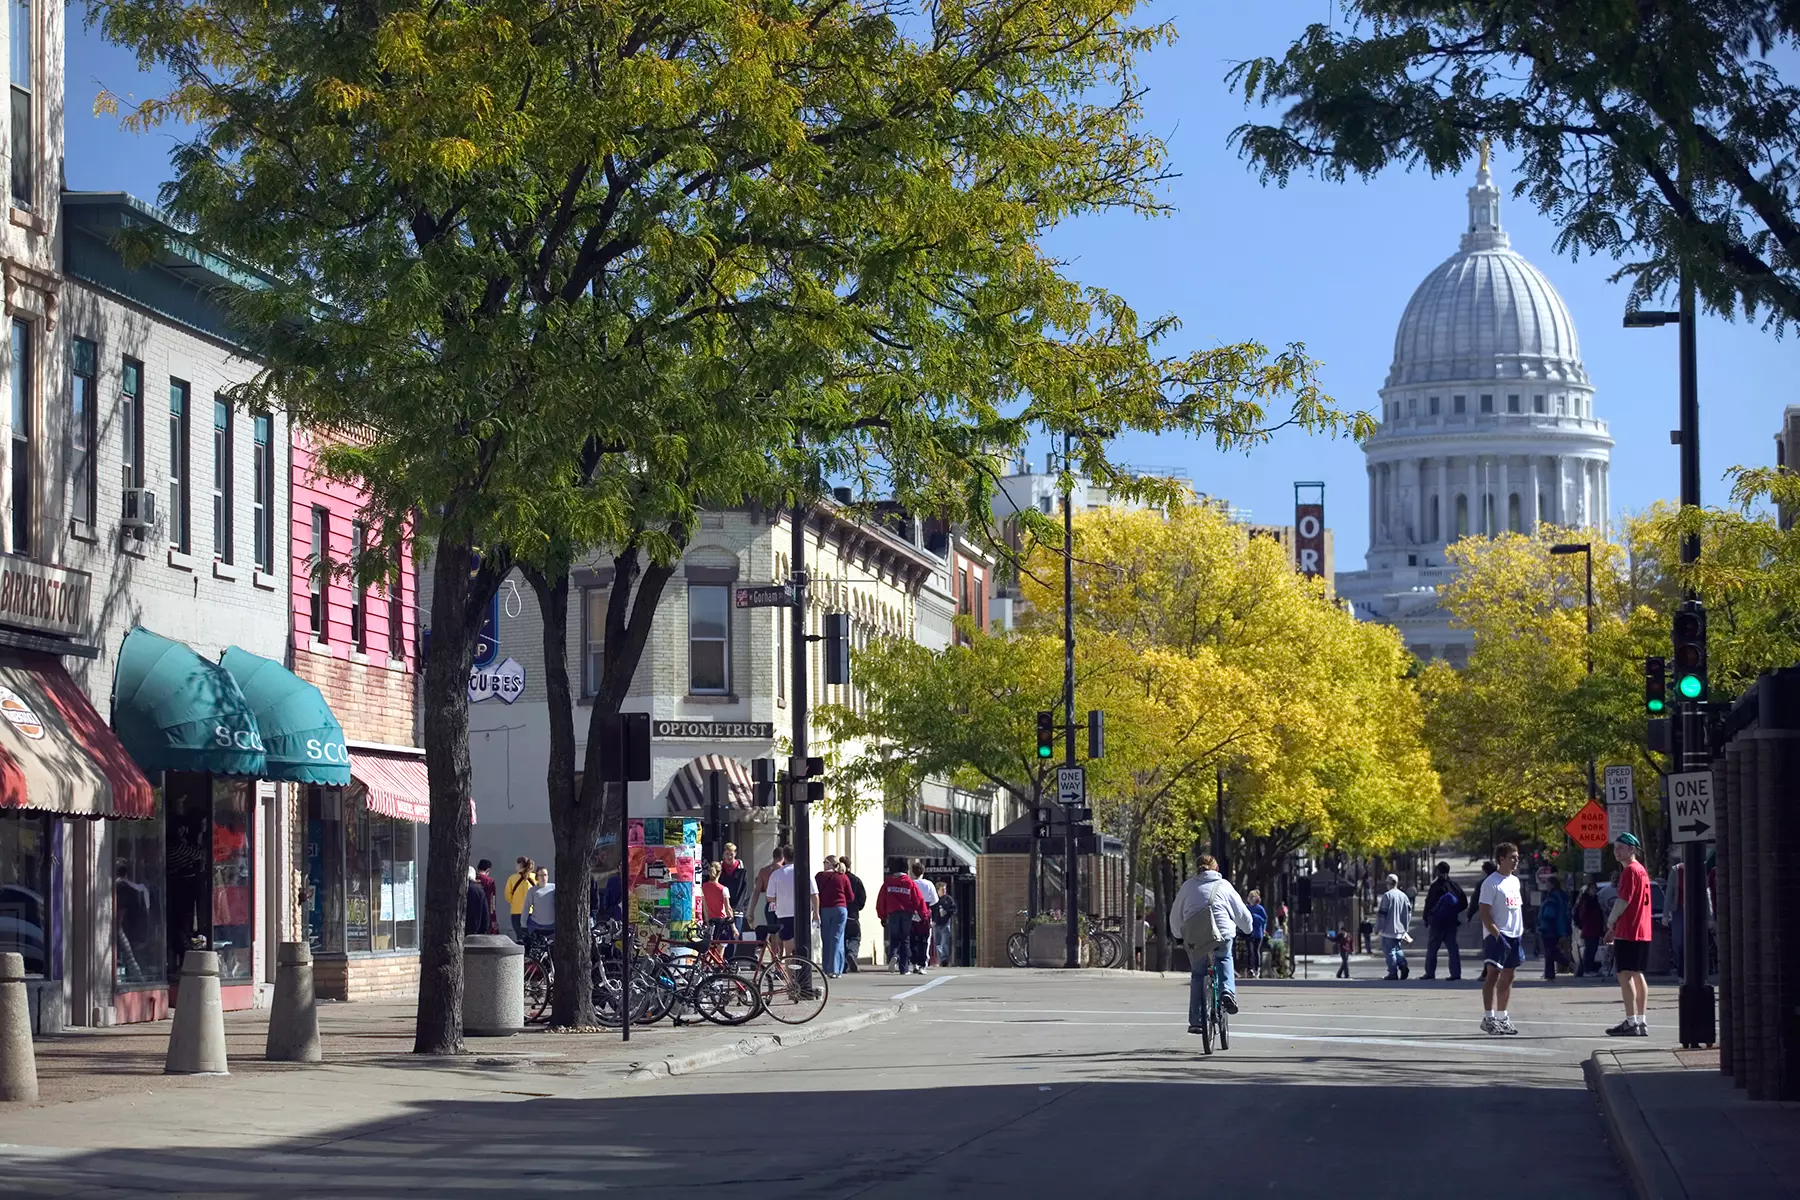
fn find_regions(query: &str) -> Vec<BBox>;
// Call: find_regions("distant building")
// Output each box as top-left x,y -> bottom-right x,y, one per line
1336,163 -> 1613,665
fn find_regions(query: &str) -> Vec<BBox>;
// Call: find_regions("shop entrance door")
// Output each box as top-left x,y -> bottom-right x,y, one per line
164,771 -> 256,1008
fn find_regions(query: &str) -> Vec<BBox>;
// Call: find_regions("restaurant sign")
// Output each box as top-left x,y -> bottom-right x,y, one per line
0,559 -> 91,639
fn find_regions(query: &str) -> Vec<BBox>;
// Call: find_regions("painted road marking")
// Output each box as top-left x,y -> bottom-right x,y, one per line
944,1005 -> 1624,1028
894,974 -> 957,1001
923,1019 -> 1559,1055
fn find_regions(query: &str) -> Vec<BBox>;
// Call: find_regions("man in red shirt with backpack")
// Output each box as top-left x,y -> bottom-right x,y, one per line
875,857 -> 929,975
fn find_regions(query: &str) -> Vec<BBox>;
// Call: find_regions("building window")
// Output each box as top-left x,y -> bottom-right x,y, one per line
8,0 -> 29,208
1406,397 -> 1417,416
1479,394 -> 1494,414
1507,394 -> 1521,413
688,583 -> 730,694
305,787 -> 420,956
70,338 -> 97,530
581,585 -> 606,696
1455,494 -> 1469,538
0,813 -> 50,976
1508,493 -> 1522,532
163,774 -> 255,982
1533,394 -> 1546,413
387,531 -> 405,662
1428,396 -> 1440,416
310,504 -> 328,640
1453,395 -> 1465,414
1428,495 -> 1440,542
167,379 -> 190,552
251,413 -> 273,572
120,358 -> 144,492
9,319 -> 29,554
350,520 -> 366,650
212,398 -> 233,562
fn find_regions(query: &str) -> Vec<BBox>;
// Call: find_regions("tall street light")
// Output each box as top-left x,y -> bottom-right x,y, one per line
1550,542 -> 1595,802
1624,272 -> 1713,1048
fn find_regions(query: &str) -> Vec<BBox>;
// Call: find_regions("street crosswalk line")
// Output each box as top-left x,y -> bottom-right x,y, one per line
923,1019 -> 1560,1055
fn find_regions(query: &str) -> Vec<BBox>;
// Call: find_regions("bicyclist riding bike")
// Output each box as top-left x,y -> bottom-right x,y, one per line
1170,854 -> 1254,1035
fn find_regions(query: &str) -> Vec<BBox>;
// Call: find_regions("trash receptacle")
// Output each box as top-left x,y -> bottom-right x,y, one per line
463,934 -> 525,1036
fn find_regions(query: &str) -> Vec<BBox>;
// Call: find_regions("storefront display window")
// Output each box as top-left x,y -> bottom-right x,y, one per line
308,785 -> 420,955
211,779 -> 253,981
113,807 -> 165,986
0,814 -> 51,976
162,772 -> 255,982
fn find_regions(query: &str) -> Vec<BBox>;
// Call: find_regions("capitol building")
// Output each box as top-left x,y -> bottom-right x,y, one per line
1336,159 -> 1613,665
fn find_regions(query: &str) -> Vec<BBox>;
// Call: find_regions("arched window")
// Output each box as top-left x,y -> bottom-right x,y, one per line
1428,496 -> 1441,542
1508,493 -> 1522,532
1454,494 -> 1469,538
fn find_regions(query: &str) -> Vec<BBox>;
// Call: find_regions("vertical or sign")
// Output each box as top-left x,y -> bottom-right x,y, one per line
1563,799 -> 1609,850
1056,765 -> 1085,806
1668,771 -> 1715,844
1583,848 -> 1603,874
473,592 -> 500,669
1603,764 -> 1635,841
1295,481 -> 1326,578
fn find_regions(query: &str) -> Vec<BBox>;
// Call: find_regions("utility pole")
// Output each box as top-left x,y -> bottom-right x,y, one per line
1062,432 -> 1079,969
790,499 -> 813,967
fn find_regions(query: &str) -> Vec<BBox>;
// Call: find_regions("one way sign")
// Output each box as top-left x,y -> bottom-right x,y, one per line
1669,771 -> 1715,845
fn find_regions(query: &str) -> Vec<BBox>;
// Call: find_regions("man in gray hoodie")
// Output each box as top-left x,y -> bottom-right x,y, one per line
1377,874 -> 1414,980
1169,855 -> 1254,1033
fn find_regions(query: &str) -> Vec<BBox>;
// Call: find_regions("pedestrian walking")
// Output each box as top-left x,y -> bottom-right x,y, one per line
876,856 -> 929,974
504,857 -> 534,942
1421,861 -> 1467,980
475,859 -> 499,935
1573,875 -> 1605,977
752,848 -> 784,944
1377,874 -> 1413,979
701,861 -> 736,944
1538,873 -> 1572,980
1467,862 -> 1496,926
909,861 -> 938,973
1358,917 -> 1374,956
1478,844 -> 1524,1035
816,854 -> 855,977
524,866 -> 556,938
1245,890 -> 1268,979
841,857 -> 867,972
768,846 -> 817,957
1170,855 -> 1253,1032
1605,832 -> 1653,1036
719,843 -> 749,939
1331,926 -> 1353,978
930,886 -> 957,968
465,865 -> 491,936
1664,858 -> 1686,978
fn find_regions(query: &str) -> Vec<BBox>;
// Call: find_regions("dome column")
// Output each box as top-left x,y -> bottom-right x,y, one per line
1498,457 -> 1511,533
1527,459 -> 1541,530
1467,456 -> 1480,536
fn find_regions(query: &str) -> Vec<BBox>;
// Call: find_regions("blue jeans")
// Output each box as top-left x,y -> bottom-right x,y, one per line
1188,939 -> 1235,1028
932,922 -> 952,966
1425,921 -> 1460,979
819,905 -> 848,975
885,913 -> 915,973
1382,935 -> 1407,977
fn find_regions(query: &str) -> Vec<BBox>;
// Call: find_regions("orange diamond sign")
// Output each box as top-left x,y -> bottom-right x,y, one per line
1564,800 -> 1609,850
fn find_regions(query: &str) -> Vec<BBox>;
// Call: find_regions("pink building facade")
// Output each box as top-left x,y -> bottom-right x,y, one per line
288,431 -> 431,1000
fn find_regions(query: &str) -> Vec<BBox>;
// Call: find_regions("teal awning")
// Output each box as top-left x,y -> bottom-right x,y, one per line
111,627 -> 266,776
219,647 -> 349,785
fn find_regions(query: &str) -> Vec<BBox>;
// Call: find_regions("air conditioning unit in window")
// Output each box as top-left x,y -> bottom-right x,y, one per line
121,487 -> 157,530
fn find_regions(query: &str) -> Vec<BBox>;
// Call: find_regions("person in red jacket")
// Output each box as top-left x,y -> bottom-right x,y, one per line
875,856 -> 929,974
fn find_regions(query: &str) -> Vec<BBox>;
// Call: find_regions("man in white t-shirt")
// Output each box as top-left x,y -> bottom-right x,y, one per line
767,845 -> 819,957
1478,842 -> 1525,1035
910,862 -> 939,973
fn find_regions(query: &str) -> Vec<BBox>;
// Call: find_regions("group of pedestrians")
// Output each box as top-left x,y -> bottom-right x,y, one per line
875,857 -> 957,975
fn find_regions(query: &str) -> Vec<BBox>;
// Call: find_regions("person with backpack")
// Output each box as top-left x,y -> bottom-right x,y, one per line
908,861 -> 938,973
1169,854 -> 1254,1032
876,856 -> 929,974
930,885 -> 957,968
1537,872 -> 1572,980
1421,861 -> 1467,980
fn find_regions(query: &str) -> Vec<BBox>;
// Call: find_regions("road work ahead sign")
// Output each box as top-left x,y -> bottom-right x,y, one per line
1668,771 -> 1715,845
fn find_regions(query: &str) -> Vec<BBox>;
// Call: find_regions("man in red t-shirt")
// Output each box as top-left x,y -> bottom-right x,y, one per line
1605,832 -> 1653,1036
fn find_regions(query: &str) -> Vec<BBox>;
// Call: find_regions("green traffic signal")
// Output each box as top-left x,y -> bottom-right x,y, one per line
1037,744 -> 1053,758
1647,698 -> 1665,713
1678,674 -> 1703,699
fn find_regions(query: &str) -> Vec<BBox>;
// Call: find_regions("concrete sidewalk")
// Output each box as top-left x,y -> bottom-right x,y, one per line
1589,1047 -> 1800,1199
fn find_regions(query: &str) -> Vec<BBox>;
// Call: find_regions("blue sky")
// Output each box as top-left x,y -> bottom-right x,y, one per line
64,2 -> 1790,564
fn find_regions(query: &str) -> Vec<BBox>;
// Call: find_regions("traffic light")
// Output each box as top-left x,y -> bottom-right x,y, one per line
1036,711 -> 1054,759
752,758 -> 776,807
1644,656 -> 1667,714
823,612 -> 850,685
1087,709 -> 1105,759
1672,603 -> 1707,701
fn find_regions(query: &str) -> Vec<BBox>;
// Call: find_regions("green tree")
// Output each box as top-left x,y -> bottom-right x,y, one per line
1229,1 -> 1800,327
94,0 -> 1362,1044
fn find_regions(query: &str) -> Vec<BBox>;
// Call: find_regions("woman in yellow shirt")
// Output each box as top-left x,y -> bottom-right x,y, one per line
504,857 -> 534,942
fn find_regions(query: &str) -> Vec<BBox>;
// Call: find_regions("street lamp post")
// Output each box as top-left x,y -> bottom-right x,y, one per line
1061,432 -> 1080,969
1549,542 -> 1596,802
1624,272 -> 1715,1047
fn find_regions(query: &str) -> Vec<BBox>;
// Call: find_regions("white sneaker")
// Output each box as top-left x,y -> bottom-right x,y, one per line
1480,1015 -> 1497,1034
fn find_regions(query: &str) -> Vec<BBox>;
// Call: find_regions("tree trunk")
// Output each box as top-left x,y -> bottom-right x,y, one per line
1149,854 -> 1172,972
414,530 -> 505,1055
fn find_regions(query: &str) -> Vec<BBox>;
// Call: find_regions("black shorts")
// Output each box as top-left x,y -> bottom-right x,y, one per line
777,916 -> 796,941
1613,938 -> 1651,973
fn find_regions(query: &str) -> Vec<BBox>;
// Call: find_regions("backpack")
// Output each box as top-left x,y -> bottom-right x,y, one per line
1432,888 -> 1461,924
933,892 -> 957,923
1179,881 -> 1227,958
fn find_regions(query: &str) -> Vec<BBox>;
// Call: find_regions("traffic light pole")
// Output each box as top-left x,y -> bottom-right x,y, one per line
1062,432 -> 1080,969
1675,274 -> 1713,1047
791,501 -> 814,968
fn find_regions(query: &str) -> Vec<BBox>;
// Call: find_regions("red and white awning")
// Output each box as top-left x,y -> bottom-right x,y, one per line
350,750 -> 431,823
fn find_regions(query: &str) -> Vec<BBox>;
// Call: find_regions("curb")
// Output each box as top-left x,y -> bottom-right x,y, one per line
624,1002 -> 914,1082
1585,1049 -> 1686,1200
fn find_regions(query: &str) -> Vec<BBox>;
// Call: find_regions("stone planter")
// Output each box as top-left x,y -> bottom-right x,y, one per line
1028,923 -> 1070,967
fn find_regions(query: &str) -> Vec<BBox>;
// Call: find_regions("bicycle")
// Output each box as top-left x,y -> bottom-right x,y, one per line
1196,952 -> 1230,1055
522,930 -> 554,1023
1085,915 -> 1124,969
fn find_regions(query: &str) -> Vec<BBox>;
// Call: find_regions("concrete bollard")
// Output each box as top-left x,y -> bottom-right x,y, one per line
165,950 -> 230,1075
265,942 -> 321,1063
0,951 -> 38,1101
462,934 -> 525,1036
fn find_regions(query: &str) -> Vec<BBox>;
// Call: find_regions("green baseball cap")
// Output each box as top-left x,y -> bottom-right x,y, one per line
1614,831 -> 1641,848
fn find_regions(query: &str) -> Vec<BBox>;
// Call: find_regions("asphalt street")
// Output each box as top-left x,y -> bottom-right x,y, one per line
0,967 -> 1669,1197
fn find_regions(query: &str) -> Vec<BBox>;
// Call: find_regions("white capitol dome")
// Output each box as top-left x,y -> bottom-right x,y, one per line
1334,159 -> 1613,665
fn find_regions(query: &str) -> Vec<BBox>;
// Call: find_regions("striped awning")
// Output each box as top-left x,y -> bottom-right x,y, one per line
350,750 -> 430,824
667,755 -> 755,813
